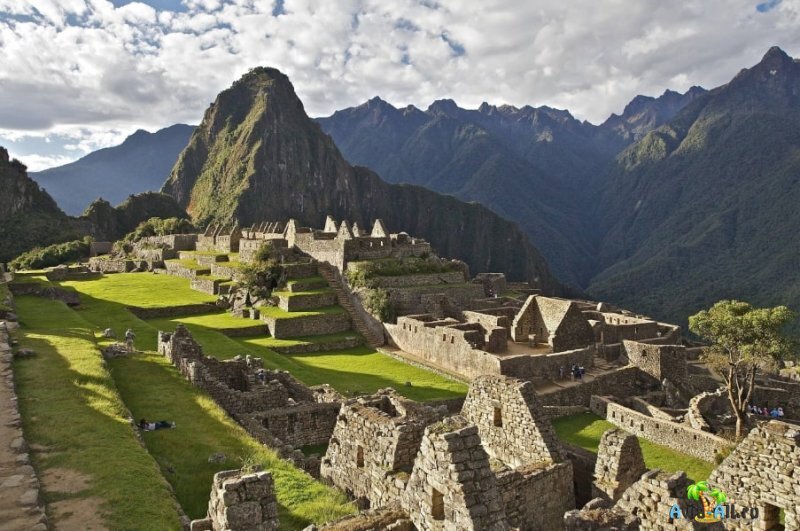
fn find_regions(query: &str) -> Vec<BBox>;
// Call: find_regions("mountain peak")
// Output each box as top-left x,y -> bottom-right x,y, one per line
762,45 -> 791,63
427,98 -> 460,115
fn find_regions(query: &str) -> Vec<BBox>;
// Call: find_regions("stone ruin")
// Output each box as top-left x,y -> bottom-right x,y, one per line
591,429 -> 647,502
190,469 -> 279,531
158,325 -> 342,474
709,420 -> 800,530
320,374 -> 575,530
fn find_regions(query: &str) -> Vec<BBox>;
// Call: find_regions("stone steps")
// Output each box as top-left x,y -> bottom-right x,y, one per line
317,264 -> 384,347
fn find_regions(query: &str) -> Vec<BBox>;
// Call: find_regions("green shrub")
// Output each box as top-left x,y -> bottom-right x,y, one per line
121,217 -> 195,243
10,236 -> 92,270
240,242 -> 285,297
363,288 -> 396,322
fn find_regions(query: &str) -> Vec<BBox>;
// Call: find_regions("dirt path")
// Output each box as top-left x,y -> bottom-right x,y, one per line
0,321 -> 48,531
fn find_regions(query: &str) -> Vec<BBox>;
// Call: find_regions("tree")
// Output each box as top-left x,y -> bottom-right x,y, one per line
689,300 -> 797,438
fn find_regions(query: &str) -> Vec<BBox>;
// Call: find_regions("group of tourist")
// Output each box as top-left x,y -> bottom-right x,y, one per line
103,327 -> 137,352
748,404 -> 785,418
559,365 -> 586,382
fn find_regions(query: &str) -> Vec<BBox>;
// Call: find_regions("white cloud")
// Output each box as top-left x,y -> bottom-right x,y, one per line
1,0 -> 799,168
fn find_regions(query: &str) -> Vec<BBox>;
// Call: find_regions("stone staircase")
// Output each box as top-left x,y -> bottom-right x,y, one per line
317,263 -> 385,347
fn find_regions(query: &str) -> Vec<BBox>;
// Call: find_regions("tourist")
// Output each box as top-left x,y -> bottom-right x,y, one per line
139,418 -> 176,431
257,369 -> 266,384
778,407 -> 785,418
770,408 -> 780,418
571,364 -> 578,381
102,328 -> 115,339
125,328 -> 136,353
559,366 -> 565,380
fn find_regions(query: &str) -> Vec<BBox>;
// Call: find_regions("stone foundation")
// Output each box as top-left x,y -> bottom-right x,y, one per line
190,469 -> 279,531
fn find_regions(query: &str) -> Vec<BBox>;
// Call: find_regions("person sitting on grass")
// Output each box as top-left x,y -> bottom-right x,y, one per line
139,418 -> 176,431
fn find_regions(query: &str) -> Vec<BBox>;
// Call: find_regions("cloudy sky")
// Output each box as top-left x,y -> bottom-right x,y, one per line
1,0 -> 799,171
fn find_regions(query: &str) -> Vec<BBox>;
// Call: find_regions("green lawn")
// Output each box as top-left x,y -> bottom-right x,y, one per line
552,412 -> 715,482
13,296 -> 182,530
154,311 -> 267,330
57,273 -> 465,402
61,273 -> 216,308
16,290 -> 354,528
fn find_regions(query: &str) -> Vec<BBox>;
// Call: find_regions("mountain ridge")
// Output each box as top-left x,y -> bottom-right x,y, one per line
162,67 -> 565,294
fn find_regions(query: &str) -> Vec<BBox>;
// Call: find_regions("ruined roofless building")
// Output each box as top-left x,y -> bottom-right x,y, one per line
321,375 -> 575,531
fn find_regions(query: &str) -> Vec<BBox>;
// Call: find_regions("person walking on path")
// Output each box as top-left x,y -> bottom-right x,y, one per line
125,328 -> 136,353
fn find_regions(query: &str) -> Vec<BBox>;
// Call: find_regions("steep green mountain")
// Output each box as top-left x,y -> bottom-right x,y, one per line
588,46 -> 800,325
31,124 -> 195,215
163,67 -> 564,294
0,147 -> 81,262
0,146 -> 190,263
316,88 -> 702,287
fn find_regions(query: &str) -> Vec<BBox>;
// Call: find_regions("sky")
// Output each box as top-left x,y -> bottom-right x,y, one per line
1,0 -> 799,171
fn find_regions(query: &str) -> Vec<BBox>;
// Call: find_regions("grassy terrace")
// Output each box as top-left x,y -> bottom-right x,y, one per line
21,278 -> 355,528
258,304 -> 346,319
273,287 -> 334,297
164,258 -> 209,271
553,412 -> 715,482
62,274 -> 216,309
14,296 -> 182,530
57,274 -> 465,402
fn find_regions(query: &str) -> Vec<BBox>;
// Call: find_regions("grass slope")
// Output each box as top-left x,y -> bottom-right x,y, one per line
552,412 -> 714,482
61,273 -> 216,309
38,279 -> 354,528
14,296 -> 182,530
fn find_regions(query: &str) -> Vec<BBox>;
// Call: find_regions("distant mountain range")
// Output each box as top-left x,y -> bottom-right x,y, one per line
31,124 -> 195,215
19,46 -> 800,329
162,67 -> 563,294
317,84 -> 705,288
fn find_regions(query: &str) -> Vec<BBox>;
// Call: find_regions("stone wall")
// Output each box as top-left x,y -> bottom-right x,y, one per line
400,416 -> 509,531
537,366 -> 642,407
511,296 -> 595,352
189,469 -> 279,531
263,311 -> 351,339
386,315 -> 503,380
165,260 -> 209,279
386,283 -> 485,316
127,303 -> 217,319
320,391 -> 446,509
590,396 -> 730,462
88,257 -> 136,273
0,318 -> 49,530
495,461 -> 574,531
278,292 -> 337,312
614,469 -> 695,531
461,375 -> 563,466
361,271 -> 467,289
158,326 -> 342,455
709,420 -> 800,530
623,340 -> 689,389
140,234 -> 198,251
591,429 -> 646,502
497,347 -> 595,382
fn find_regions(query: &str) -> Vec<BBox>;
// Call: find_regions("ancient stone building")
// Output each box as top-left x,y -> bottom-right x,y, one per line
622,340 -> 689,389
158,325 -> 341,470
190,469 -> 279,531
387,312 -> 595,382
511,295 -> 595,351
198,222 -> 242,253
400,415 -> 509,531
591,429 -> 646,502
320,390 -> 447,508
709,420 -> 800,530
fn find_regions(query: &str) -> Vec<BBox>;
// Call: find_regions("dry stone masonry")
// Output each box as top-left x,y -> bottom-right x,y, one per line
591,429 -> 647,502
190,469 -> 279,531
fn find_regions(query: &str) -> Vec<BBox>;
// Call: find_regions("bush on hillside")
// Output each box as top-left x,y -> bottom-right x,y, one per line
10,236 -> 93,270
347,257 -> 460,288
121,217 -> 195,242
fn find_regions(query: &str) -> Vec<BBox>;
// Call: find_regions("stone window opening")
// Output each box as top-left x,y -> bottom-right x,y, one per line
450,336 -> 455,344
356,446 -> 365,468
493,407 -> 503,428
762,503 -> 784,530
442,334 -> 447,341
432,488 -> 445,521
288,414 -> 297,434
